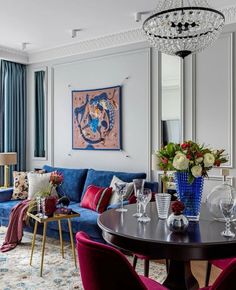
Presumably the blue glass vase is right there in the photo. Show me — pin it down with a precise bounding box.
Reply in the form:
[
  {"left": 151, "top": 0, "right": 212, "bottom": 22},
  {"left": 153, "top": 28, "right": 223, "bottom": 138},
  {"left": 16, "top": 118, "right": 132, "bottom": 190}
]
[{"left": 174, "top": 172, "right": 204, "bottom": 221}]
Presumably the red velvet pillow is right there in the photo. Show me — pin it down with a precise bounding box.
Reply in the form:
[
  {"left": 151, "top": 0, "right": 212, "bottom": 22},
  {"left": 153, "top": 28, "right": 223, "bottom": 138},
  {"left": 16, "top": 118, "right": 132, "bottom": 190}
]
[{"left": 80, "top": 185, "right": 113, "bottom": 213}]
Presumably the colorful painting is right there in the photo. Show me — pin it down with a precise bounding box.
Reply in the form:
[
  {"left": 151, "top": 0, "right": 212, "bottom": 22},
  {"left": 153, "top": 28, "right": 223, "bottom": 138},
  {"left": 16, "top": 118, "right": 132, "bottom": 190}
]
[{"left": 72, "top": 86, "right": 121, "bottom": 150}]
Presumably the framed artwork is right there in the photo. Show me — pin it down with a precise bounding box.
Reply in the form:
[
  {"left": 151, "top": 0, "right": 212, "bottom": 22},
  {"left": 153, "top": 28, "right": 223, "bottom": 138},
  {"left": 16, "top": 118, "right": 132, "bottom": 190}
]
[{"left": 72, "top": 86, "right": 122, "bottom": 150}]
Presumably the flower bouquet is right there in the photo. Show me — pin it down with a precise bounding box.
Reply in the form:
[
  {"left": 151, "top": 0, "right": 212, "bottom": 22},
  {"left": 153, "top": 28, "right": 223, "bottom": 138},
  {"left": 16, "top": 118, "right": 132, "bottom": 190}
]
[
  {"left": 154, "top": 141, "right": 228, "bottom": 220},
  {"left": 156, "top": 141, "right": 228, "bottom": 183}
]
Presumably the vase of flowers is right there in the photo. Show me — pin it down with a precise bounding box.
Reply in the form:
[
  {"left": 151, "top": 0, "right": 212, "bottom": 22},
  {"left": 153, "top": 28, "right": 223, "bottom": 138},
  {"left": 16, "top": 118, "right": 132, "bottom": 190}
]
[{"left": 155, "top": 141, "right": 228, "bottom": 221}]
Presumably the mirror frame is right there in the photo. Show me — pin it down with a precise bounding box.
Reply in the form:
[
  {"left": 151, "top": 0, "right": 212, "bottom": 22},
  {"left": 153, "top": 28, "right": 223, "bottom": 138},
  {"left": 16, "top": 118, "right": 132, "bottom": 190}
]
[
  {"left": 32, "top": 66, "right": 48, "bottom": 160},
  {"left": 159, "top": 53, "right": 184, "bottom": 148}
]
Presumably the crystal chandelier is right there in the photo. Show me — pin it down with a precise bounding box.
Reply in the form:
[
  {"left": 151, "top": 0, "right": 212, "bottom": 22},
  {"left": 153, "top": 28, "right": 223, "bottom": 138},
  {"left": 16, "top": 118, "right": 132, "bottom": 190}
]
[{"left": 142, "top": 0, "right": 225, "bottom": 58}]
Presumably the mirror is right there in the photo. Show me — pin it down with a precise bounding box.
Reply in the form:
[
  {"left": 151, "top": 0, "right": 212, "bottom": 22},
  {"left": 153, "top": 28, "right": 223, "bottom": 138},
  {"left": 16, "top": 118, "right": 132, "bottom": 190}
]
[
  {"left": 34, "top": 68, "right": 47, "bottom": 158},
  {"left": 161, "top": 53, "right": 182, "bottom": 146}
]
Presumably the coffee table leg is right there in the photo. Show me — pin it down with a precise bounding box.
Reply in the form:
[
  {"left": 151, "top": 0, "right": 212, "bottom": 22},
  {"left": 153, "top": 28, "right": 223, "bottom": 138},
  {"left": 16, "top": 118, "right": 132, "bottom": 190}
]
[
  {"left": 30, "top": 220, "right": 38, "bottom": 266},
  {"left": 58, "top": 220, "right": 64, "bottom": 258},
  {"left": 163, "top": 260, "right": 199, "bottom": 290},
  {"left": 40, "top": 222, "right": 47, "bottom": 277},
  {"left": 68, "top": 219, "right": 77, "bottom": 268}
]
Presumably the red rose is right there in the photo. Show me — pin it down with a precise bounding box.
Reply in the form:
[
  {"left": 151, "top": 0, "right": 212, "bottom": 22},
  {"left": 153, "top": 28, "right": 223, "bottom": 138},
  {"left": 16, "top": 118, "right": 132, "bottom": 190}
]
[
  {"left": 171, "top": 201, "right": 185, "bottom": 215},
  {"left": 181, "top": 143, "right": 189, "bottom": 150},
  {"left": 214, "top": 160, "right": 221, "bottom": 167},
  {"left": 161, "top": 157, "right": 168, "bottom": 164},
  {"left": 187, "top": 153, "right": 191, "bottom": 160},
  {"left": 196, "top": 152, "right": 203, "bottom": 158}
]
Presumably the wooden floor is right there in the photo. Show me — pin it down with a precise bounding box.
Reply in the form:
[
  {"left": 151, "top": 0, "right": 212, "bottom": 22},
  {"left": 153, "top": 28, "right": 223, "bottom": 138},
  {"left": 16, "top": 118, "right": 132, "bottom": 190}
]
[
  {"left": 158, "top": 260, "right": 221, "bottom": 288},
  {"left": 191, "top": 261, "right": 221, "bottom": 288}
]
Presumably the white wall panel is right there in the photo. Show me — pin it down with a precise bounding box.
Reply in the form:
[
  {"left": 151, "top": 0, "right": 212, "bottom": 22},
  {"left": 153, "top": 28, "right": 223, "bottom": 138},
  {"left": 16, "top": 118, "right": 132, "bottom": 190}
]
[
  {"left": 50, "top": 49, "right": 151, "bottom": 175},
  {"left": 195, "top": 33, "right": 233, "bottom": 167}
]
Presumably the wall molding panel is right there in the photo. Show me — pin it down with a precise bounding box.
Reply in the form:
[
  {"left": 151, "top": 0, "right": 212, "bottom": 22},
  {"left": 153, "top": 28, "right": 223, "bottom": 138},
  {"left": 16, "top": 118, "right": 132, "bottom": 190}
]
[{"left": 194, "top": 32, "right": 234, "bottom": 168}]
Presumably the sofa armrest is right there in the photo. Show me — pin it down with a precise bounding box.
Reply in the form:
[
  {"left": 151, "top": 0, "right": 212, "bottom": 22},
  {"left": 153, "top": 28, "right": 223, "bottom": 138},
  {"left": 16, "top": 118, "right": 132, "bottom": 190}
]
[
  {"left": 107, "top": 200, "right": 129, "bottom": 210},
  {"left": 0, "top": 187, "right": 13, "bottom": 202}
]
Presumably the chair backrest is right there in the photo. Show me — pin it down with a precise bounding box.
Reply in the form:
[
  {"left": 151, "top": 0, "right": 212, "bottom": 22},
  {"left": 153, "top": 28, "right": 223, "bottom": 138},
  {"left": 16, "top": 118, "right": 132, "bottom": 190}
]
[
  {"left": 76, "top": 231, "right": 147, "bottom": 290},
  {"left": 210, "top": 259, "right": 236, "bottom": 290}
]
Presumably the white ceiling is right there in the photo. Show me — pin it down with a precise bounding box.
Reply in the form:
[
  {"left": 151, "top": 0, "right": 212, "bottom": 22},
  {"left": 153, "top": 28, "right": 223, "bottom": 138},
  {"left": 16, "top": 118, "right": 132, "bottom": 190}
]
[{"left": 0, "top": 0, "right": 235, "bottom": 53}]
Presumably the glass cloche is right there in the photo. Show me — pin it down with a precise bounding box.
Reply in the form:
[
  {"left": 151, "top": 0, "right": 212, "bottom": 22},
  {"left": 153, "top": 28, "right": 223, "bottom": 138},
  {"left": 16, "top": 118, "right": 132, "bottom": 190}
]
[{"left": 206, "top": 183, "right": 236, "bottom": 221}]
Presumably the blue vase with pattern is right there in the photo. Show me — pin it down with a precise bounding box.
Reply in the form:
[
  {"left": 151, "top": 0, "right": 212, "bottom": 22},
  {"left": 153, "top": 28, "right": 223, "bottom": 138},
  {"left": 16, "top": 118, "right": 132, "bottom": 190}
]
[{"left": 174, "top": 172, "right": 204, "bottom": 221}]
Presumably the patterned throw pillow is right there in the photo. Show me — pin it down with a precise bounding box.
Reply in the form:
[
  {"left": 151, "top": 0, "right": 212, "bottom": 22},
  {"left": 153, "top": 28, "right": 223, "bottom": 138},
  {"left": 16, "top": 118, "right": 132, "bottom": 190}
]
[
  {"left": 11, "top": 169, "right": 46, "bottom": 200},
  {"left": 80, "top": 185, "right": 112, "bottom": 213},
  {"left": 108, "top": 175, "right": 134, "bottom": 205},
  {"left": 12, "top": 171, "right": 29, "bottom": 200}
]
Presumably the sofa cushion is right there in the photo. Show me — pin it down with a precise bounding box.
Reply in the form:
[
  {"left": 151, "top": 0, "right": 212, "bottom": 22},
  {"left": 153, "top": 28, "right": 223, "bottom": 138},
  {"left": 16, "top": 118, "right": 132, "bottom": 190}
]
[
  {"left": 81, "top": 185, "right": 112, "bottom": 213},
  {"left": 82, "top": 169, "right": 146, "bottom": 198},
  {"left": 27, "top": 172, "right": 51, "bottom": 199},
  {"left": 109, "top": 176, "right": 134, "bottom": 205},
  {"left": 43, "top": 165, "right": 88, "bottom": 202},
  {"left": 0, "top": 200, "right": 21, "bottom": 218},
  {"left": 46, "top": 204, "right": 102, "bottom": 240},
  {"left": 12, "top": 171, "right": 29, "bottom": 200},
  {"left": 0, "top": 188, "right": 14, "bottom": 202}
]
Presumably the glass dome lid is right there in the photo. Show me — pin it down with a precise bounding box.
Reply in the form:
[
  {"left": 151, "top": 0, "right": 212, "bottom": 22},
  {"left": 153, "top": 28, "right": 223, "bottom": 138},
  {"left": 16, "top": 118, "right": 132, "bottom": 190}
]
[
  {"left": 206, "top": 183, "right": 236, "bottom": 221},
  {"left": 142, "top": 0, "right": 225, "bottom": 58}
]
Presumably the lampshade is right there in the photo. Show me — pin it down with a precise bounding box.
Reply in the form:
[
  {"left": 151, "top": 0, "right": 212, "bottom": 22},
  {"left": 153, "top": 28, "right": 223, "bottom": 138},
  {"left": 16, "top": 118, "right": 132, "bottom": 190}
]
[
  {"left": 142, "top": 0, "right": 225, "bottom": 58},
  {"left": 0, "top": 152, "right": 17, "bottom": 166}
]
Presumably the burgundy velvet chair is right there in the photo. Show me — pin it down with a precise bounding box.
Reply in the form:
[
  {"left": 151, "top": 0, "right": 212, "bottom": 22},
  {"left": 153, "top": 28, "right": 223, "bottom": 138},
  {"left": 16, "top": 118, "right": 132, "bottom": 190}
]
[
  {"left": 76, "top": 231, "right": 168, "bottom": 290},
  {"left": 201, "top": 259, "right": 236, "bottom": 290},
  {"left": 205, "top": 258, "right": 236, "bottom": 287}
]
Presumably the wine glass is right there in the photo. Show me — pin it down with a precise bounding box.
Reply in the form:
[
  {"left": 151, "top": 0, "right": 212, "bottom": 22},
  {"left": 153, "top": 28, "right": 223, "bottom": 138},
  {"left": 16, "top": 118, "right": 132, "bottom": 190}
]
[
  {"left": 138, "top": 188, "right": 152, "bottom": 223},
  {"left": 133, "top": 179, "right": 145, "bottom": 217},
  {"left": 220, "top": 198, "right": 235, "bottom": 238},
  {"left": 115, "top": 183, "right": 128, "bottom": 212}
]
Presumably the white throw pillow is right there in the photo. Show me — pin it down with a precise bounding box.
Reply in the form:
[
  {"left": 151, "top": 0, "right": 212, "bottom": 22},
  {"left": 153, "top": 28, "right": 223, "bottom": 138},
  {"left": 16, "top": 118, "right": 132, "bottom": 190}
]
[
  {"left": 27, "top": 172, "right": 51, "bottom": 199},
  {"left": 109, "top": 175, "right": 134, "bottom": 205}
]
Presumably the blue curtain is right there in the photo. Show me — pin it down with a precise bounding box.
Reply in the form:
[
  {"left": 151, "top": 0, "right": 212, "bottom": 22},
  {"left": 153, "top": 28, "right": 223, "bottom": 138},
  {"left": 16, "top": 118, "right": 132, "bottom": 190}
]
[
  {"left": 34, "top": 71, "right": 45, "bottom": 157},
  {"left": 0, "top": 60, "right": 27, "bottom": 185}
]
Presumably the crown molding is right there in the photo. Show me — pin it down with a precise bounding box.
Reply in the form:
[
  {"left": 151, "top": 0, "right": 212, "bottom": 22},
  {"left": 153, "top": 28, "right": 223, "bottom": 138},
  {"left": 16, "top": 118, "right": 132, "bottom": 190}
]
[
  {"left": 0, "top": 45, "right": 28, "bottom": 64},
  {"left": 28, "top": 29, "right": 147, "bottom": 64},
  {"left": 1, "top": 5, "right": 236, "bottom": 65},
  {"left": 221, "top": 6, "right": 236, "bottom": 24}
]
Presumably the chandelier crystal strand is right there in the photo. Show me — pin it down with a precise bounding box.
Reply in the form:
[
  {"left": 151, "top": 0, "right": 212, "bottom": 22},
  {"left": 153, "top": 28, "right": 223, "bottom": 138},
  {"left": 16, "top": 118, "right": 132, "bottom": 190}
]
[{"left": 143, "top": 0, "right": 225, "bottom": 58}]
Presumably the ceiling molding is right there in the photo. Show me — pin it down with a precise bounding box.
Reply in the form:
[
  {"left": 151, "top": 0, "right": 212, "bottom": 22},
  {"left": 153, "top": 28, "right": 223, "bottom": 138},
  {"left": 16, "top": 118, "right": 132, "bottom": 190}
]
[
  {"left": 28, "top": 29, "right": 147, "bottom": 64},
  {"left": 0, "top": 45, "right": 28, "bottom": 64},
  {"left": 1, "top": 5, "right": 236, "bottom": 65},
  {"left": 221, "top": 5, "right": 236, "bottom": 24}
]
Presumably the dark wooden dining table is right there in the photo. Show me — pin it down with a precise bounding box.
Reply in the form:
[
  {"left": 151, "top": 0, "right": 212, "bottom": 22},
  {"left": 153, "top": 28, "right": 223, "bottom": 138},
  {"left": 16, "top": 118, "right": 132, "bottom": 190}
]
[{"left": 97, "top": 202, "right": 236, "bottom": 290}]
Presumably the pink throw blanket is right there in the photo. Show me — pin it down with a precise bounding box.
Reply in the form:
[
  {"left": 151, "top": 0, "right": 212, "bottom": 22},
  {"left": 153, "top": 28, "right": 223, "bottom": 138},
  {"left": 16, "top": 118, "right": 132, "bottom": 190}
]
[{"left": 0, "top": 199, "right": 30, "bottom": 252}]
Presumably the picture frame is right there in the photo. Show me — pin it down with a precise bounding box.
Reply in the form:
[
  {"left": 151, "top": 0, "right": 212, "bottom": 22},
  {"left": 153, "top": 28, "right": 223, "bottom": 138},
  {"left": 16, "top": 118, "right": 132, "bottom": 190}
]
[{"left": 72, "top": 86, "right": 122, "bottom": 150}]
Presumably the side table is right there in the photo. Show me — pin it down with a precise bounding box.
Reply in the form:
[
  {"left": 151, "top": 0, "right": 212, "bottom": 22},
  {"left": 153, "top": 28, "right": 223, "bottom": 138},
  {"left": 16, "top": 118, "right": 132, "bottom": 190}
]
[{"left": 27, "top": 211, "right": 80, "bottom": 277}]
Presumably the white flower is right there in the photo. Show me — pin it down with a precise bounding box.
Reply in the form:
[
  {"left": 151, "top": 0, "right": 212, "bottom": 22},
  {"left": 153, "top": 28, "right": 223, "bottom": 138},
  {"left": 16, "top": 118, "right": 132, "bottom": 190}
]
[
  {"left": 204, "top": 153, "right": 215, "bottom": 167},
  {"left": 191, "top": 165, "right": 202, "bottom": 177},
  {"left": 195, "top": 157, "right": 203, "bottom": 164},
  {"left": 173, "top": 153, "right": 189, "bottom": 170}
]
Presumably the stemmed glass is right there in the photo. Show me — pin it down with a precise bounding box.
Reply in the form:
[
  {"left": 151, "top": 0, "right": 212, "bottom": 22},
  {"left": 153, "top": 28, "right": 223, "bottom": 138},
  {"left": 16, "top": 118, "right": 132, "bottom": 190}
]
[
  {"left": 220, "top": 198, "right": 235, "bottom": 238},
  {"left": 138, "top": 188, "right": 152, "bottom": 223},
  {"left": 133, "top": 179, "right": 145, "bottom": 217},
  {"left": 115, "top": 183, "right": 128, "bottom": 212}
]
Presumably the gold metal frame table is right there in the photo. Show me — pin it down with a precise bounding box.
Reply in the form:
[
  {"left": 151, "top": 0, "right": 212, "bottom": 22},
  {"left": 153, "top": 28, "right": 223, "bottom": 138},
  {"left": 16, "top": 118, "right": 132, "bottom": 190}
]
[{"left": 27, "top": 211, "right": 80, "bottom": 277}]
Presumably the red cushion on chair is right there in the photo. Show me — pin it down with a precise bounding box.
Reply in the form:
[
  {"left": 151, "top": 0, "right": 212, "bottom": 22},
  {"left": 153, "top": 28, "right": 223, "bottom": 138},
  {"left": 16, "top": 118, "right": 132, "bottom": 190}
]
[
  {"left": 140, "top": 276, "right": 168, "bottom": 289},
  {"left": 211, "top": 258, "right": 236, "bottom": 270},
  {"left": 81, "top": 185, "right": 112, "bottom": 213}
]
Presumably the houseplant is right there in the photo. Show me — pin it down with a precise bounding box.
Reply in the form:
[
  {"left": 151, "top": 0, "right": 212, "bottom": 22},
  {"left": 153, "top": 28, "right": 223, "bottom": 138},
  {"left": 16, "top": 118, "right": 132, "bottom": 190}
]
[
  {"left": 28, "top": 172, "right": 64, "bottom": 217},
  {"left": 154, "top": 141, "right": 228, "bottom": 220}
]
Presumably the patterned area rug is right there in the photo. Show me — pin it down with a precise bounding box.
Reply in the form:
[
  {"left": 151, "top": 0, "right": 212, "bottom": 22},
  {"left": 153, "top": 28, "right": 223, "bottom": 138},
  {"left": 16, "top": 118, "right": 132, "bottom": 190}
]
[{"left": 0, "top": 227, "right": 166, "bottom": 290}]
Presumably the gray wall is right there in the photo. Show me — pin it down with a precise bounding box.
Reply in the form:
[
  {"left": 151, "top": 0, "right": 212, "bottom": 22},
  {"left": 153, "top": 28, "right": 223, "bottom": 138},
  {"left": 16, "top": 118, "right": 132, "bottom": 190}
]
[{"left": 27, "top": 23, "right": 236, "bottom": 196}]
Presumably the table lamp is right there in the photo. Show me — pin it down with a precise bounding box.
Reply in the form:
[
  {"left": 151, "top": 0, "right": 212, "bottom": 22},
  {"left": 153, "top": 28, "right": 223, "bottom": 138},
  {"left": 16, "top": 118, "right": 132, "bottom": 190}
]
[{"left": 0, "top": 152, "right": 17, "bottom": 188}]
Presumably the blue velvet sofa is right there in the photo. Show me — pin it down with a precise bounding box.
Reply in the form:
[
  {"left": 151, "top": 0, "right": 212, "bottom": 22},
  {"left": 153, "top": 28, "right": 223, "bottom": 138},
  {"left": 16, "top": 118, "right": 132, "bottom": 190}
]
[{"left": 0, "top": 166, "right": 158, "bottom": 243}]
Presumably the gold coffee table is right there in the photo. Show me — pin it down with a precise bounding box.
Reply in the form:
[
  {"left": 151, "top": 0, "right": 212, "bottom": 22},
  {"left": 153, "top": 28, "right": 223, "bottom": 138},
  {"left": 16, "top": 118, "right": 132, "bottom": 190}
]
[{"left": 27, "top": 211, "right": 80, "bottom": 277}]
